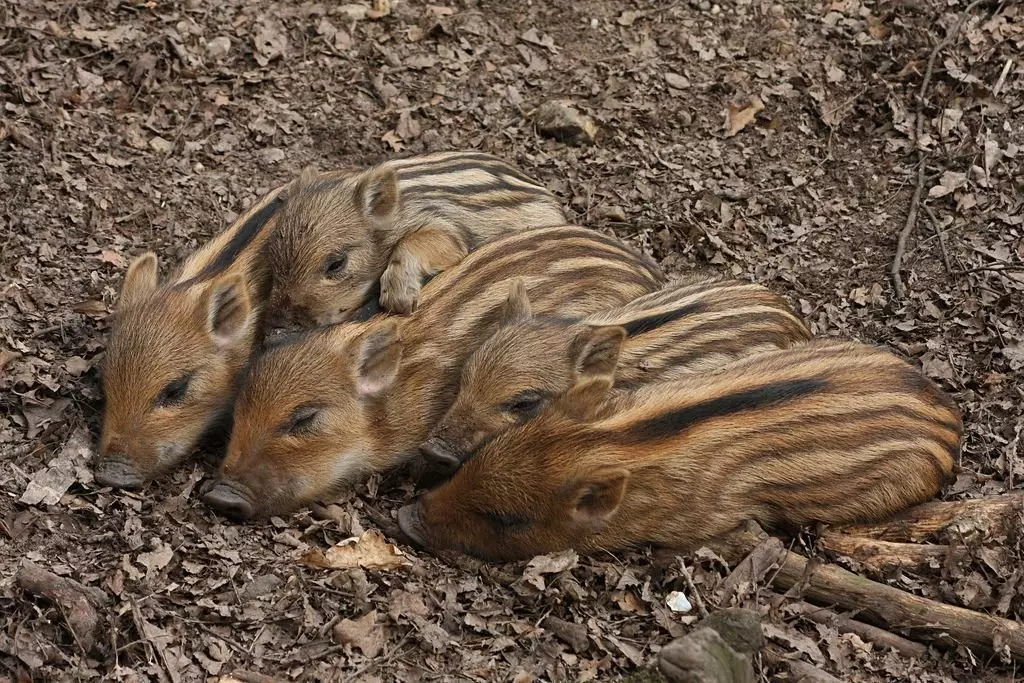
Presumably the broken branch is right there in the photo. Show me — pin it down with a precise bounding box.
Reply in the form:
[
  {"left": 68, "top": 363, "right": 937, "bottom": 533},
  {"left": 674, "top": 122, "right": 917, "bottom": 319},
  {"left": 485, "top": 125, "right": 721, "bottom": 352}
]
[
  {"left": 711, "top": 522, "right": 1024, "bottom": 660},
  {"left": 16, "top": 560, "right": 107, "bottom": 652},
  {"left": 817, "top": 532, "right": 965, "bottom": 574},
  {"left": 834, "top": 492, "right": 1024, "bottom": 544}
]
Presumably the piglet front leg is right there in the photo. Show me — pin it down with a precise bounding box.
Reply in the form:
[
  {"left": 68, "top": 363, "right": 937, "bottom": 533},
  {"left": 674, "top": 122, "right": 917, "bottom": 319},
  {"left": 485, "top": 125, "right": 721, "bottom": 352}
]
[{"left": 379, "top": 227, "right": 468, "bottom": 314}]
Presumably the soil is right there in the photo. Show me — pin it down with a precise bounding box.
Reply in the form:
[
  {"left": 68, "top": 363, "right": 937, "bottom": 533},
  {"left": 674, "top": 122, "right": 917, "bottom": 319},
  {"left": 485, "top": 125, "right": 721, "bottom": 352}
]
[{"left": 1, "top": 0, "right": 1022, "bottom": 681}]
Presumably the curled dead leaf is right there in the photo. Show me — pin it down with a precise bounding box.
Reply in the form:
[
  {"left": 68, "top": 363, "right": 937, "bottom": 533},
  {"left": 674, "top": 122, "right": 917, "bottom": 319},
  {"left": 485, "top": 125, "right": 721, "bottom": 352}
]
[
  {"left": 301, "top": 530, "right": 410, "bottom": 571},
  {"left": 724, "top": 96, "right": 764, "bottom": 138}
]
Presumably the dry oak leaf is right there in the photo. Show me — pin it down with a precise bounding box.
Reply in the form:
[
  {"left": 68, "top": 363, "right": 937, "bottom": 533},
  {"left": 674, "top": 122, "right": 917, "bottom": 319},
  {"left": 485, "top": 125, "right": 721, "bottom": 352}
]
[
  {"left": 301, "top": 530, "right": 410, "bottom": 570},
  {"left": 333, "top": 610, "right": 386, "bottom": 658},
  {"left": 725, "top": 96, "right": 764, "bottom": 138}
]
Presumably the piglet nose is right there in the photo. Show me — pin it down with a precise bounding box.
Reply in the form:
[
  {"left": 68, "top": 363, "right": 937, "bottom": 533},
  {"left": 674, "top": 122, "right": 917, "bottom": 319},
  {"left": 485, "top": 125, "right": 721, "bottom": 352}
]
[
  {"left": 398, "top": 502, "right": 429, "bottom": 548},
  {"left": 93, "top": 456, "right": 146, "bottom": 490},
  {"left": 203, "top": 481, "right": 255, "bottom": 521},
  {"left": 419, "top": 438, "right": 461, "bottom": 473}
]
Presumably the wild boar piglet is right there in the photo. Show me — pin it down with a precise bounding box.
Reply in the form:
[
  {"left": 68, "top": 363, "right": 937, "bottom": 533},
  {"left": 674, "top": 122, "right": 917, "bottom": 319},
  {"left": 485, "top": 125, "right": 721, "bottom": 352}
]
[
  {"left": 400, "top": 340, "right": 962, "bottom": 562},
  {"left": 96, "top": 186, "right": 286, "bottom": 489},
  {"left": 421, "top": 274, "right": 811, "bottom": 469},
  {"left": 202, "top": 226, "right": 666, "bottom": 520},
  {"left": 266, "top": 151, "right": 567, "bottom": 326}
]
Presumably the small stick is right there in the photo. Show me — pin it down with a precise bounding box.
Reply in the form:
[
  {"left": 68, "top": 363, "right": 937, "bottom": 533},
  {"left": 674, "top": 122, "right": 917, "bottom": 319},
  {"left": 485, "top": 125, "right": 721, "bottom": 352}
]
[
  {"left": 891, "top": 163, "right": 926, "bottom": 299},
  {"left": 891, "top": 0, "right": 988, "bottom": 299},
  {"left": 922, "top": 204, "right": 953, "bottom": 276},
  {"left": 992, "top": 58, "right": 1013, "bottom": 97},
  {"left": 779, "top": 596, "right": 929, "bottom": 659},
  {"left": 679, "top": 558, "right": 710, "bottom": 618}
]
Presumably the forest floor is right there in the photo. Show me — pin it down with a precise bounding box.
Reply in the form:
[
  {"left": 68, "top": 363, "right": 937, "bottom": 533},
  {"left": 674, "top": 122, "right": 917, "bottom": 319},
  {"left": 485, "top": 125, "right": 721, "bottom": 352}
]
[{"left": 1, "top": 0, "right": 1022, "bottom": 681}]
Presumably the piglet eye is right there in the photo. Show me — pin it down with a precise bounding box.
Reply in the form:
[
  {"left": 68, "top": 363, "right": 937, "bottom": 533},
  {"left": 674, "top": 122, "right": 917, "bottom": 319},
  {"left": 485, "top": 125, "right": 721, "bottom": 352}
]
[
  {"left": 504, "top": 391, "right": 547, "bottom": 420},
  {"left": 323, "top": 252, "right": 349, "bottom": 279},
  {"left": 156, "top": 373, "right": 192, "bottom": 407},
  {"left": 285, "top": 405, "right": 321, "bottom": 435},
  {"left": 482, "top": 510, "right": 531, "bottom": 532}
]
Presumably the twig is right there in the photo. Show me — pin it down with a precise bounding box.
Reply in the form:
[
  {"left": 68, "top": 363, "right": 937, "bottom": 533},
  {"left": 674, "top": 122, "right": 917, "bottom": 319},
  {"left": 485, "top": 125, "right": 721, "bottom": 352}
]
[
  {"left": 678, "top": 558, "right": 709, "bottom": 618},
  {"left": 891, "top": 163, "right": 926, "bottom": 299},
  {"left": 958, "top": 263, "right": 1024, "bottom": 275},
  {"left": 922, "top": 205, "right": 953, "bottom": 277},
  {"left": 993, "top": 58, "right": 1013, "bottom": 97},
  {"left": 891, "top": 0, "right": 988, "bottom": 299}
]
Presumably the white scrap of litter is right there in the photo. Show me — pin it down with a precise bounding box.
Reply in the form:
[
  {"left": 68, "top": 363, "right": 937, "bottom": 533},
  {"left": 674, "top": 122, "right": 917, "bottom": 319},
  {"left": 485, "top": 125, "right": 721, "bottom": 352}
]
[{"left": 666, "top": 591, "right": 693, "bottom": 613}]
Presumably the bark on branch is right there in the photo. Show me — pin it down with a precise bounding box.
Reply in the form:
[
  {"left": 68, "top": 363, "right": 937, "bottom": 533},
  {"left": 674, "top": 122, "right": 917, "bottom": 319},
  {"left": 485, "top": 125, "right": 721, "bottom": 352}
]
[
  {"left": 710, "top": 522, "right": 1024, "bottom": 661},
  {"left": 817, "top": 532, "right": 965, "bottom": 574},
  {"left": 833, "top": 492, "right": 1024, "bottom": 544}
]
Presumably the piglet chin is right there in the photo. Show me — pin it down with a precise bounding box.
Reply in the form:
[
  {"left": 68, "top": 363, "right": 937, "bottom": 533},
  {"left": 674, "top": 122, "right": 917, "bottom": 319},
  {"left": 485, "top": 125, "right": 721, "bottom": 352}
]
[
  {"left": 397, "top": 502, "right": 431, "bottom": 549},
  {"left": 93, "top": 456, "right": 147, "bottom": 490},
  {"left": 203, "top": 481, "right": 256, "bottom": 522}
]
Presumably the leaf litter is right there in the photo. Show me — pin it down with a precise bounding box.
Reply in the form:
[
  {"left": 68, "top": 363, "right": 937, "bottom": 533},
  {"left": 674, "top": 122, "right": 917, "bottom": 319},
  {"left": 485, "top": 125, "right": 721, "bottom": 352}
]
[{"left": 1, "top": 0, "right": 1022, "bottom": 680}]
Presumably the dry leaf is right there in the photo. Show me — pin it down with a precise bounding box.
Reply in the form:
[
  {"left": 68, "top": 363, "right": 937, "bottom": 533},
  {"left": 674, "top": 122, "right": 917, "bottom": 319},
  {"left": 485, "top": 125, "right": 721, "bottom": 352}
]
[
  {"left": 664, "top": 72, "right": 690, "bottom": 90},
  {"left": 929, "top": 171, "right": 967, "bottom": 198},
  {"left": 20, "top": 427, "right": 93, "bottom": 506},
  {"left": 333, "top": 610, "right": 386, "bottom": 657},
  {"left": 724, "top": 96, "right": 764, "bottom": 137},
  {"left": 522, "top": 549, "right": 578, "bottom": 590},
  {"left": 0, "top": 348, "right": 21, "bottom": 372},
  {"left": 301, "top": 530, "right": 410, "bottom": 571},
  {"left": 72, "top": 300, "right": 109, "bottom": 316},
  {"left": 64, "top": 356, "right": 90, "bottom": 376}
]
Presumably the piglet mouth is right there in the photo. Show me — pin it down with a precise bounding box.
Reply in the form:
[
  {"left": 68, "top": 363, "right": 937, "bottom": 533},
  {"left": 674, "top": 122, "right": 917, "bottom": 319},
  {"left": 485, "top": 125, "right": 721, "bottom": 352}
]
[
  {"left": 93, "top": 456, "right": 147, "bottom": 490},
  {"left": 202, "top": 480, "right": 256, "bottom": 521},
  {"left": 397, "top": 502, "right": 431, "bottom": 549}
]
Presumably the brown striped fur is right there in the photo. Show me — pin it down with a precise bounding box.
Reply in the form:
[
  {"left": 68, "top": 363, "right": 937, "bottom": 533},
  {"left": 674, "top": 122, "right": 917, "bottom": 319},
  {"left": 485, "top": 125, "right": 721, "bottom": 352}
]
[
  {"left": 203, "top": 226, "right": 665, "bottom": 520},
  {"left": 96, "top": 185, "right": 288, "bottom": 488},
  {"left": 421, "top": 274, "right": 812, "bottom": 467},
  {"left": 399, "top": 340, "right": 962, "bottom": 562},
  {"left": 266, "top": 151, "right": 567, "bottom": 325}
]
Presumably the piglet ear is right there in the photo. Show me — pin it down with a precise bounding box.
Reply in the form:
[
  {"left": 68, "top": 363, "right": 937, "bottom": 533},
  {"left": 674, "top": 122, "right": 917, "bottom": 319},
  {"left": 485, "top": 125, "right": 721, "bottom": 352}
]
[
  {"left": 355, "top": 319, "right": 403, "bottom": 397},
  {"left": 569, "top": 325, "right": 626, "bottom": 379},
  {"left": 119, "top": 252, "right": 159, "bottom": 309},
  {"left": 557, "top": 376, "right": 613, "bottom": 421},
  {"left": 497, "top": 278, "right": 533, "bottom": 327},
  {"left": 355, "top": 167, "right": 400, "bottom": 221},
  {"left": 204, "top": 274, "right": 254, "bottom": 347},
  {"left": 569, "top": 467, "right": 629, "bottom": 523}
]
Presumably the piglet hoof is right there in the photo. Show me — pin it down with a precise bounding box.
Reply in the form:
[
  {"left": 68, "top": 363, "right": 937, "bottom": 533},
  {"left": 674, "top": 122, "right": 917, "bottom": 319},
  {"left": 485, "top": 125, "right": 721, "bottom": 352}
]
[
  {"left": 379, "top": 267, "right": 420, "bottom": 315},
  {"left": 93, "top": 456, "right": 146, "bottom": 490},
  {"left": 397, "top": 503, "right": 429, "bottom": 548},
  {"left": 203, "top": 482, "right": 255, "bottom": 522}
]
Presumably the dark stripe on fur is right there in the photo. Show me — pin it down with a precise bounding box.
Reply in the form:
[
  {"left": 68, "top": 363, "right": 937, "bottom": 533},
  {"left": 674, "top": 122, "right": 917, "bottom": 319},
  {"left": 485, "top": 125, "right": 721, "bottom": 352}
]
[
  {"left": 175, "top": 197, "right": 282, "bottom": 289},
  {"left": 621, "top": 377, "right": 829, "bottom": 443},
  {"left": 396, "top": 160, "right": 546, "bottom": 189},
  {"left": 620, "top": 301, "right": 708, "bottom": 337}
]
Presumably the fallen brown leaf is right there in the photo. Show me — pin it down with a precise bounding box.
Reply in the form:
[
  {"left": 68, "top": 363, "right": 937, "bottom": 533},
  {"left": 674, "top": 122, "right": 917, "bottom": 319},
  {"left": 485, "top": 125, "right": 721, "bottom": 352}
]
[
  {"left": 301, "top": 530, "right": 410, "bottom": 571},
  {"left": 725, "top": 96, "right": 764, "bottom": 138},
  {"left": 332, "top": 610, "right": 386, "bottom": 657}
]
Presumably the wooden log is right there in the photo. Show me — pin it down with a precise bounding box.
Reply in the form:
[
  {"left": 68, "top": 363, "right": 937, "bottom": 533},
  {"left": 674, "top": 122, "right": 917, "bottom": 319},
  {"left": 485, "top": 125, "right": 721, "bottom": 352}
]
[
  {"left": 709, "top": 523, "right": 1024, "bottom": 661},
  {"left": 817, "top": 532, "right": 966, "bottom": 574},
  {"left": 834, "top": 492, "right": 1024, "bottom": 543}
]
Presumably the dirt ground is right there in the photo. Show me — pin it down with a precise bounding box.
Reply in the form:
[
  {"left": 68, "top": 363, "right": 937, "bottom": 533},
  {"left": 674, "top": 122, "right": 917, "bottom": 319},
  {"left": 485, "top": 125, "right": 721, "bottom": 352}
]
[{"left": 1, "top": 0, "right": 1022, "bottom": 681}]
